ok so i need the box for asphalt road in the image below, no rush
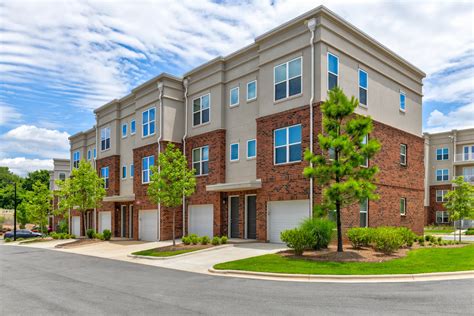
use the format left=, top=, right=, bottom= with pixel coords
left=1, top=245, right=473, bottom=315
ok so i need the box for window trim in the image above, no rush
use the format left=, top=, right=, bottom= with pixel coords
left=130, top=119, right=136, bottom=135
left=246, top=80, right=257, bottom=102
left=361, top=135, right=369, bottom=168
left=100, top=127, right=111, bottom=152
left=399, top=91, right=406, bottom=112
left=93, top=148, right=96, bottom=159
left=121, top=165, right=127, bottom=180
left=436, top=190, right=448, bottom=203
left=130, top=163, right=134, bottom=179
left=73, top=151, right=80, bottom=168
left=436, top=211, right=449, bottom=224
left=87, top=150, right=91, bottom=161
left=247, top=139, right=257, bottom=160
left=273, top=56, right=303, bottom=102
left=192, top=93, right=211, bottom=127
left=122, top=123, right=128, bottom=138
left=59, top=172, right=66, bottom=181
left=436, top=169, right=449, bottom=182
left=327, top=52, right=339, bottom=91
left=142, top=107, right=156, bottom=138
left=229, top=86, right=239, bottom=107
left=192, top=146, right=209, bottom=176
left=274, top=124, right=302, bottom=165
left=230, top=142, right=239, bottom=162
left=400, top=197, right=407, bottom=216
left=358, top=68, right=368, bottom=107
left=360, top=198, right=368, bottom=228
left=400, top=143, right=407, bottom=166
left=142, top=155, right=154, bottom=184
left=436, top=147, right=449, bottom=161
left=101, top=166, right=109, bottom=189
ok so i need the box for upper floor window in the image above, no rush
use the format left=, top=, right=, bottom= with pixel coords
left=87, top=150, right=91, bottom=161
left=463, top=145, right=474, bottom=161
left=400, top=198, right=406, bottom=216
left=122, top=123, right=127, bottom=138
left=73, top=151, right=80, bottom=168
left=274, top=57, right=302, bottom=101
left=247, top=80, right=257, bottom=101
left=274, top=124, right=302, bottom=165
left=59, top=173, right=66, bottom=181
left=193, top=94, right=210, bottom=126
left=360, top=199, right=368, bottom=227
left=328, top=53, right=338, bottom=90
left=142, top=155, right=154, bottom=184
left=192, top=146, right=209, bottom=176
left=100, top=127, right=111, bottom=151
left=93, top=148, right=96, bottom=159
left=247, top=139, right=256, bottom=159
left=359, top=69, right=368, bottom=106
left=130, top=164, right=134, bottom=178
left=101, top=167, right=109, bottom=189
left=436, top=148, right=449, bottom=160
left=230, top=143, right=239, bottom=161
left=122, top=165, right=127, bottom=179
left=142, top=108, right=156, bottom=138
left=436, top=169, right=449, bottom=182
left=399, top=91, right=406, bottom=112
left=436, top=190, right=449, bottom=203
left=230, top=87, right=239, bottom=107
left=400, top=144, right=407, bottom=166
left=130, top=120, right=136, bottom=135
left=361, top=135, right=368, bottom=167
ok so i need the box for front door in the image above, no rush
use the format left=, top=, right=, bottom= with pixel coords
left=246, top=195, right=257, bottom=239
left=229, top=196, right=239, bottom=238
left=121, top=205, right=126, bottom=237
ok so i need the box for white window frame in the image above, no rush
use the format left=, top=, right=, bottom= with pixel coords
left=327, top=52, right=339, bottom=91
left=436, top=190, right=448, bottom=203
left=463, top=145, right=474, bottom=161
left=130, top=120, right=136, bottom=135
left=247, top=139, right=257, bottom=159
left=274, top=124, right=302, bottom=165
left=247, top=80, right=257, bottom=101
left=400, top=198, right=406, bottom=216
left=399, top=91, right=406, bottom=112
left=436, top=169, right=449, bottom=182
left=360, top=199, right=368, bottom=227
left=192, top=146, right=209, bottom=176
left=122, top=165, right=127, bottom=180
left=122, top=123, right=127, bottom=138
left=73, top=151, right=80, bottom=168
left=400, top=144, right=407, bottom=166
left=358, top=68, right=368, bottom=107
left=142, top=107, right=156, bottom=138
left=130, top=163, right=134, bottom=178
left=142, top=155, right=154, bottom=184
left=436, top=211, right=449, bottom=224
left=436, top=147, right=449, bottom=161
left=93, top=148, right=96, bottom=159
left=229, top=87, right=239, bottom=107
left=230, top=142, right=239, bottom=162
left=101, top=167, right=109, bottom=189
left=361, top=135, right=369, bottom=168
left=273, top=56, right=303, bottom=102
left=192, top=93, right=211, bottom=127
left=59, top=173, right=66, bottom=181
left=87, top=150, right=91, bottom=161
left=100, top=127, right=111, bottom=151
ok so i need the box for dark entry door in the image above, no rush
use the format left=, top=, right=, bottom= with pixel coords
left=247, top=196, right=257, bottom=239
left=230, top=196, right=239, bottom=238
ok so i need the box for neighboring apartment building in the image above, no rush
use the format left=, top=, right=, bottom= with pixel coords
left=69, top=6, right=426, bottom=242
left=424, top=128, right=474, bottom=225
left=48, top=158, right=70, bottom=231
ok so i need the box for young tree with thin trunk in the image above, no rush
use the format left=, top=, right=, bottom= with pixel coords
left=55, top=160, right=106, bottom=236
left=24, top=180, right=51, bottom=235
left=148, top=143, right=196, bottom=246
left=304, top=87, right=381, bottom=252
left=444, top=176, right=474, bottom=242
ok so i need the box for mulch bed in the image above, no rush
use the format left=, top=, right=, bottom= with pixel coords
left=55, top=239, right=102, bottom=249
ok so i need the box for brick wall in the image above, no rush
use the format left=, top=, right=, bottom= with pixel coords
left=427, top=184, right=452, bottom=225
left=96, top=155, right=120, bottom=196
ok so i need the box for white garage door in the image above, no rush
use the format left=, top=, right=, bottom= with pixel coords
left=188, top=204, right=213, bottom=237
left=71, top=216, right=81, bottom=236
left=268, top=200, right=309, bottom=243
left=99, top=211, right=111, bottom=233
left=139, top=210, right=158, bottom=241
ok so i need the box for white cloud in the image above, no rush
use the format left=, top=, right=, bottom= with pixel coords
left=0, top=157, right=53, bottom=176
left=425, top=103, right=474, bottom=133
left=0, top=103, right=22, bottom=126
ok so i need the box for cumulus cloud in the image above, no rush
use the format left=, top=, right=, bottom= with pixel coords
left=425, top=103, right=474, bottom=133
left=0, top=157, right=53, bottom=176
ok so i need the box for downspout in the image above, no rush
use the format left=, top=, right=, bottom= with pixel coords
left=307, top=18, right=317, bottom=218
left=157, top=81, right=164, bottom=240
left=182, top=78, right=189, bottom=236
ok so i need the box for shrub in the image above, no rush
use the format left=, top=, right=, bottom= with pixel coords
left=57, top=219, right=68, bottom=234
left=189, top=234, right=200, bottom=245
left=220, top=236, right=228, bottom=244
left=417, top=236, right=424, bottom=243
left=4, top=237, right=12, bottom=242
left=51, top=232, right=59, bottom=240
left=95, top=233, right=104, bottom=240
left=373, top=227, right=404, bottom=255
left=211, top=236, right=220, bottom=246
left=280, top=228, right=315, bottom=256
left=201, top=236, right=210, bottom=245
left=59, top=233, right=65, bottom=240
left=86, top=229, right=95, bottom=239
left=419, top=241, right=425, bottom=246
left=17, top=237, right=24, bottom=241
left=182, top=236, right=191, bottom=245
left=70, top=234, right=76, bottom=239
left=437, top=237, right=443, bottom=243
left=396, top=227, right=417, bottom=247
left=300, top=218, right=335, bottom=250
left=466, top=230, right=474, bottom=235
left=103, top=229, right=112, bottom=241
left=347, top=227, right=374, bottom=248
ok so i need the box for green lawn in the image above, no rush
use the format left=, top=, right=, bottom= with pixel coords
left=424, top=228, right=454, bottom=234
left=214, top=245, right=474, bottom=275
left=132, top=248, right=203, bottom=257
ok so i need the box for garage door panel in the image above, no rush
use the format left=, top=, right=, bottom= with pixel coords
left=99, top=211, right=111, bottom=233
left=139, top=210, right=158, bottom=241
left=268, top=200, right=309, bottom=243
left=188, top=204, right=213, bottom=237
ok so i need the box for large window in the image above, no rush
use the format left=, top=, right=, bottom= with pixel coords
left=93, top=148, right=96, bottom=159
left=73, top=151, right=80, bottom=168
left=122, top=123, right=127, bottom=138
left=274, top=124, right=302, bottom=165
left=436, top=169, right=449, bottom=181
left=142, top=108, right=156, bottom=137
left=359, top=69, right=368, bottom=106
left=274, top=57, right=302, bottom=101
left=247, top=139, right=256, bottom=159
left=360, top=199, right=368, bottom=227
left=399, top=91, right=406, bottom=112
left=361, top=135, right=368, bottom=167
left=436, top=190, right=449, bottom=203
left=100, top=127, right=111, bottom=151
left=327, top=53, right=338, bottom=90
left=87, top=150, right=91, bottom=161
left=230, top=87, right=239, bottom=107
left=400, top=144, right=407, bottom=166
left=59, top=173, right=66, bottom=181
left=193, top=94, right=210, bottom=126
left=122, top=165, right=127, bottom=179
left=130, top=164, right=134, bottom=178
left=436, top=211, right=449, bottom=224
left=142, top=155, right=154, bottom=184
left=101, top=167, right=109, bottom=189
left=192, top=146, right=209, bottom=176
left=130, top=120, right=136, bottom=135
left=230, top=143, right=239, bottom=161
left=463, top=145, right=474, bottom=161
left=436, top=148, right=449, bottom=160
left=400, top=198, right=406, bottom=216
left=247, top=80, right=257, bottom=101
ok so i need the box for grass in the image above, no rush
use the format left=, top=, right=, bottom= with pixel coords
left=214, top=245, right=474, bottom=275
left=132, top=248, right=203, bottom=257
left=424, top=228, right=454, bottom=234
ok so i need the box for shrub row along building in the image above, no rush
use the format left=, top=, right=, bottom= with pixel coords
left=52, top=6, right=431, bottom=241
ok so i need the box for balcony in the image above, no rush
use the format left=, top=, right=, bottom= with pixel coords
left=453, top=153, right=474, bottom=165
left=453, top=175, right=474, bottom=184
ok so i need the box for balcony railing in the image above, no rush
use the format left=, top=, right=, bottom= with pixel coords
left=454, top=175, right=474, bottom=183
left=454, top=153, right=474, bottom=163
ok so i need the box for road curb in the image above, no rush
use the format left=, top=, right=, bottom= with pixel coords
left=128, top=244, right=233, bottom=260
left=208, top=268, right=474, bottom=283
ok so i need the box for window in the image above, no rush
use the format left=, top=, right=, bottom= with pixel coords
left=436, top=190, right=449, bottom=202
left=436, top=211, right=449, bottom=224
left=142, top=155, right=154, bottom=184
left=327, top=53, right=338, bottom=90
left=436, top=148, right=449, bottom=160
left=87, top=150, right=91, bottom=161
left=93, top=148, right=96, bottom=159
left=361, top=135, right=369, bottom=167
left=122, top=165, right=127, bottom=179
left=274, top=124, right=302, bottom=164
left=73, top=151, right=80, bottom=168
left=328, top=147, right=335, bottom=160
left=101, top=167, right=109, bottom=189
left=142, top=108, right=156, bottom=137
left=130, top=164, right=134, bottom=178
left=400, top=144, right=407, bottom=166
left=400, top=198, right=406, bottom=216
left=122, top=123, right=127, bottom=138
left=247, top=139, right=256, bottom=159
left=399, top=91, right=406, bottom=112
left=247, top=80, right=257, bottom=101
left=130, top=120, right=136, bottom=135
left=192, top=146, right=209, bottom=176
left=100, top=127, right=111, bottom=151
left=360, top=199, right=368, bottom=227
left=193, top=94, right=210, bottom=126
left=59, top=173, right=66, bottom=181
left=436, top=169, right=449, bottom=181
left=463, top=145, right=474, bottom=161
left=274, top=57, right=302, bottom=101
left=230, top=143, right=239, bottom=161
left=230, top=87, right=239, bottom=107
left=359, top=69, right=368, bottom=106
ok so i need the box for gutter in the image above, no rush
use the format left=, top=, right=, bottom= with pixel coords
left=182, top=78, right=189, bottom=236
left=157, top=81, right=164, bottom=240
left=307, top=18, right=317, bottom=217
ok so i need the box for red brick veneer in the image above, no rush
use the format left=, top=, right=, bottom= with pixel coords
left=96, top=155, right=120, bottom=196
left=426, top=184, right=452, bottom=225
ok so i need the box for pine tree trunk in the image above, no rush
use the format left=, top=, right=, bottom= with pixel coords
left=336, top=201, right=343, bottom=252
left=172, top=209, right=176, bottom=246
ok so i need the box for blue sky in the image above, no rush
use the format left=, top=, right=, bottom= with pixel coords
left=1, top=0, right=473, bottom=175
